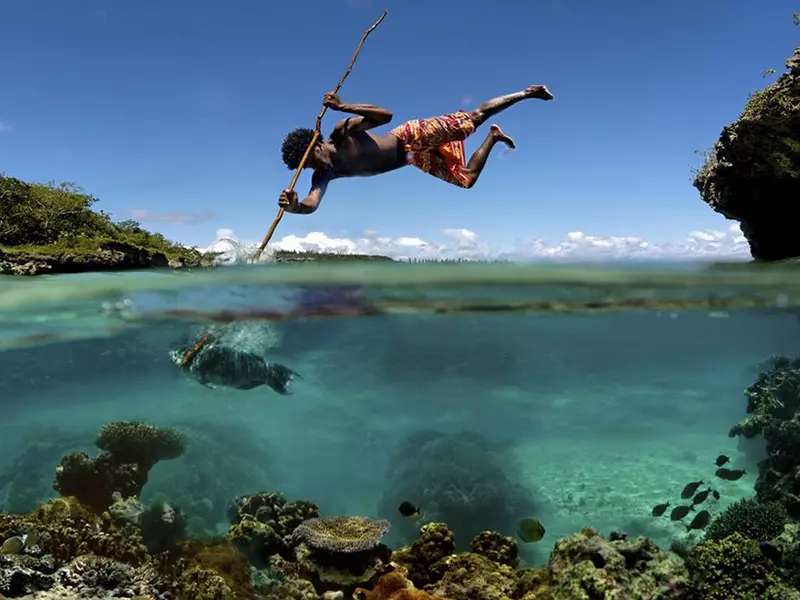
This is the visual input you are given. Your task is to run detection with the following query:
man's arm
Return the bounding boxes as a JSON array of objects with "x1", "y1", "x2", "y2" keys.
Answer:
[
  {"x1": 278, "y1": 170, "x2": 330, "y2": 215},
  {"x1": 324, "y1": 92, "x2": 392, "y2": 134}
]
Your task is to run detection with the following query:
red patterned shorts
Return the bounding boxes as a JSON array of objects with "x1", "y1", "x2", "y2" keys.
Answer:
[{"x1": 389, "y1": 110, "x2": 476, "y2": 188}]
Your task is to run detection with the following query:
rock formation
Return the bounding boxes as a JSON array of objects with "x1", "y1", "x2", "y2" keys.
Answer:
[{"x1": 693, "y1": 46, "x2": 800, "y2": 260}]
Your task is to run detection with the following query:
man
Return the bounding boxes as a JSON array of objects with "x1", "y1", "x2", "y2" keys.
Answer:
[{"x1": 277, "y1": 84, "x2": 553, "y2": 214}]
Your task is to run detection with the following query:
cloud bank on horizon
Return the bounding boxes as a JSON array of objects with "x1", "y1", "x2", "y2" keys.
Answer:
[{"x1": 197, "y1": 223, "x2": 750, "y2": 262}]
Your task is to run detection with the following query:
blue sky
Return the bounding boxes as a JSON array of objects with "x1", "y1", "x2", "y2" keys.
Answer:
[{"x1": 0, "y1": 0, "x2": 797, "y2": 258}]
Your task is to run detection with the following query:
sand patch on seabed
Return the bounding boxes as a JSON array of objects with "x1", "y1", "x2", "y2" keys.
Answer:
[{"x1": 513, "y1": 430, "x2": 755, "y2": 556}]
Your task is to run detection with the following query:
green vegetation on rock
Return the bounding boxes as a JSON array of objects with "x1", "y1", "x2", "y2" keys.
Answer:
[{"x1": 0, "y1": 173, "x2": 206, "y2": 269}]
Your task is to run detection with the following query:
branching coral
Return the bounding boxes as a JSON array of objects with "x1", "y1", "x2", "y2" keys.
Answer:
[
  {"x1": 705, "y1": 497, "x2": 789, "y2": 541},
  {"x1": 686, "y1": 532, "x2": 798, "y2": 599},
  {"x1": 53, "y1": 421, "x2": 187, "y2": 513}
]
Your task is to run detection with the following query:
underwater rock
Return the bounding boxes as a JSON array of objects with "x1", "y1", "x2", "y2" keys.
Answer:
[
  {"x1": 391, "y1": 522, "x2": 455, "y2": 589},
  {"x1": 687, "y1": 532, "x2": 799, "y2": 599},
  {"x1": 53, "y1": 421, "x2": 187, "y2": 514},
  {"x1": 425, "y1": 553, "x2": 518, "y2": 600},
  {"x1": 469, "y1": 530, "x2": 519, "y2": 569},
  {"x1": 729, "y1": 355, "x2": 800, "y2": 516},
  {"x1": 693, "y1": 45, "x2": 800, "y2": 260},
  {"x1": 378, "y1": 430, "x2": 536, "y2": 550},
  {"x1": 517, "y1": 528, "x2": 690, "y2": 600}
]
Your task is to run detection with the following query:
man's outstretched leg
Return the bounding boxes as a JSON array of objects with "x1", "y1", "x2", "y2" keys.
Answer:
[
  {"x1": 459, "y1": 85, "x2": 553, "y2": 188},
  {"x1": 469, "y1": 85, "x2": 553, "y2": 129},
  {"x1": 460, "y1": 125, "x2": 515, "y2": 188}
]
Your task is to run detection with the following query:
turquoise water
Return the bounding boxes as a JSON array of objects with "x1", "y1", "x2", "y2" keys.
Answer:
[{"x1": 1, "y1": 261, "x2": 798, "y2": 567}]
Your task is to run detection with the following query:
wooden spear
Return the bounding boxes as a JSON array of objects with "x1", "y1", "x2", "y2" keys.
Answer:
[{"x1": 251, "y1": 10, "x2": 388, "y2": 262}]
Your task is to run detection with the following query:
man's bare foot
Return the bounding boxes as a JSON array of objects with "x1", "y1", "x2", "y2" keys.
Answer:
[
  {"x1": 524, "y1": 84, "x2": 554, "y2": 100},
  {"x1": 490, "y1": 124, "x2": 515, "y2": 149}
]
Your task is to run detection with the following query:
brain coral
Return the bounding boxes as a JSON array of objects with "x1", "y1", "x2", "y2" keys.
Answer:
[{"x1": 293, "y1": 516, "x2": 390, "y2": 553}]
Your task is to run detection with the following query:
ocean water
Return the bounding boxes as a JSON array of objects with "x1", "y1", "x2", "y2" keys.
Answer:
[{"x1": 0, "y1": 260, "x2": 797, "y2": 568}]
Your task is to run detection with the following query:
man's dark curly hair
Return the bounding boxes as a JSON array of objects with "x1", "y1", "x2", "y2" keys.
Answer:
[{"x1": 281, "y1": 127, "x2": 317, "y2": 170}]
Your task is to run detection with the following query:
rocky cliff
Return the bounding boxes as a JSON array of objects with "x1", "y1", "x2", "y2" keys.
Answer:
[{"x1": 693, "y1": 47, "x2": 800, "y2": 261}]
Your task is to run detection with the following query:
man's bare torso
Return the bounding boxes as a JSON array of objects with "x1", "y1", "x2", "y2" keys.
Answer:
[{"x1": 324, "y1": 127, "x2": 407, "y2": 180}]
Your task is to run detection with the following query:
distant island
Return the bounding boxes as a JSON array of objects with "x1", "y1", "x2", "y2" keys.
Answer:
[{"x1": 0, "y1": 174, "x2": 395, "y2": 275}]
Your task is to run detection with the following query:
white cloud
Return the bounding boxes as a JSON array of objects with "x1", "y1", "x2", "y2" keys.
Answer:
[{"x1": 194, "y1": 223, "x2": 750, "y2": 264}]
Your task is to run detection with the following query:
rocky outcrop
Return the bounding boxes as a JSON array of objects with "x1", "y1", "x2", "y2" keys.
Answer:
[
  {"x1": 0, "y1": 241, "x2": 209, "y2": 275},
  {"x1": 693, "y1": 47, "x2": 800, "y2": 261}
]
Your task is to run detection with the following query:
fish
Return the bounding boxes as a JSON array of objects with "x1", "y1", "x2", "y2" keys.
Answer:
[
  {"x1": 712, "y1": 490, "x2": 720, "y2": 501},
  {"x1": 517, "y1": 518, "x2": 546, "y2": 543},
  {"x1": 692, "y1": 488, "x2": 712, "y2": 506},
  {"x1": 715, "y1": 455, "x2": 730, "y2": 467},
  {"x1": 170, "y1": 342, "x2": 300, "y2": 395},
  {"x1": 685, "y1": 510, "x2": 711, "y2": 531},
  {"x1": 23, "y1": 530, "x2": 39, "y2": 548},
  {"x1": 670, "y1": 505, "x2": 694, "y2": 521},
  {"x1": 651, "y1": 502, "x2": 670, "y2": 517},
  {"x1": 715, "y1": 468, "x2": 746, "y2": 481},
  {"x1": 398, "y1": 501, "x2": 421, "y2": 520},
  {"x1": 759, "y1": 541, "x2": 782, "y2": 564},
  {"x1": 680, "y1": 480, "x2": 704, "y2": 499},
  {"x1": 1, "y1": 536, "x2": 23, "y2": 554}
]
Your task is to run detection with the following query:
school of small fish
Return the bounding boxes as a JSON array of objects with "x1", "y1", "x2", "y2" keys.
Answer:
[{"x1": 650, "y1": 453, "x2": 747, "y2": 532}]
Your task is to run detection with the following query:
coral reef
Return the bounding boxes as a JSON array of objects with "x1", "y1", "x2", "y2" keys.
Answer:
[
  {"x1": 391, "y1": 522, "x2": 456, "y2": 588},
  {"x1": 377, "y1": 430, "x2": 536, "y2": 549},
  {"x1": 693, "y1": 44, "x2": 800, "y2": 260},
  {"x1": 686, "y1": 532, "x2": 800, "y2": 599},
  {"x1": 519, "y1": 528, "x2": 690, "y2": 600},
  {"x1": 53, "y1": 421, "x2": 187, "y2": 513},
  {"x1": 226, "y1": 491, "x2": 320, "y2": 565},
  {"x1": 705, "y1": 497, "x2": 789, "y2": 541},
  {"x1": 470, "y1": 531, "x2": 520, "y2": 569},
  {"x1": 292, "y1": 516, "x2": 393, "y2": 590},
  {"x1": 354, "y1": 569, "x2": 439, "y2": 600},
  {"x1": 729, "y1": 355, "x2": 800, "y2": 516},
  {"x1": 426, "y1": 553, "x2": 518, "y2": 600}
]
